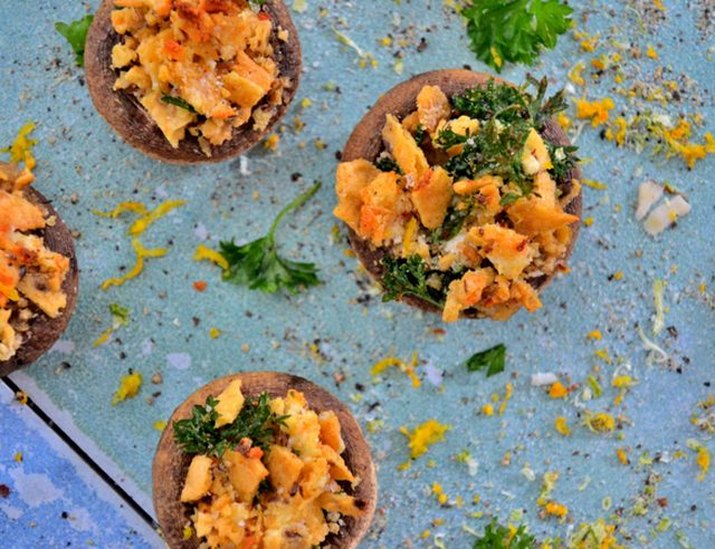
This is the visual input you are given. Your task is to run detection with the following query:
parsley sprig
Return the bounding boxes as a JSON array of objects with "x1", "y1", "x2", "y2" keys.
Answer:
[
  {"x1": 219, "y1": 182, "x2": 322, "y2": 294},
  {"x1": 462, "y1": 0, "x2": 573, "y2": 73},
  {"x1": 439, "y1": 77, "x2": 576, "y2": 194},
  {"x1": 465, "y1": 344, "x2": 506, "y2": 377},
  {"x1": 381, "y1": 255, "x2": 444, "y2": 309},
  {"x1": 429, "y1": 199, "x2": 474, "y2": 244},
  {"x1": 173, "y1": 393, "x2": 288, "y2": 458},
  {"x1": 375, "y1": 156, "x2": 403, "y2": 174},
  {"x1": 472, "y1": 519, "x2": 536, "y2": 548},
  {"x1": 55, "y1": 15, "x2": 94, "y2": 67}
]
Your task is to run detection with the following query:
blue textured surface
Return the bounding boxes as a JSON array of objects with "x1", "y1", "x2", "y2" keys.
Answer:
[
  {"x1": 0, "y1": 0, "x2": 713, "y2": 547},
  {"x1": 0, "y1": 383, "x2": 156, "y2": 548}
]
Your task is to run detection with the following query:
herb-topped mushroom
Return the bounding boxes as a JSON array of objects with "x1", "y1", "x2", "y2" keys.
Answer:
[
  {"x1": 0, "y1": 124, "x2": 78, "y2": 376},
  {"x1": 85, "y1": 0, "x2": 302, "y2": 163},
  {"x1": 153, "y1": 372, "x2": 377, "y2": 548},
  {"x1": 335, "y1": 70, "x2": 582, "y2": 321}
]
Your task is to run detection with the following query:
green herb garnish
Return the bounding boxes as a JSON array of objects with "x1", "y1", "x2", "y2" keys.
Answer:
[
  {"x1": 451, "y1": 80, "x2": 528, "y2": 123},
  {"x1": 413, "y1": 124, "x2": 427, "y2": 144},
  {"x1": 93, "y1": 303, "x2": 131, "y2": 347},
  {"x1": 173, "y1": 393, "x2": 288, "y2": 458},
  {"x1": 499, "y1": 193, "x2": 521, "y2": 206},
  {"x1": 55, "y1": 15, "x2": 94, "y2": 67},
  {"x1": 381, "y1": 255, "x2": 444, "y2": 309},
  {"x1": 465, "y1": 344, "x2": 506, "y2": 377},
  {"x1": 548, "y1": 143, "x2": 580, "y2": 182},
  {"x1": 219, "y1": 182, "x2": 321, "y2": 294},
  {"x1": 435, "y1": 129, "x2": 469, "y2": 150},
  {"x1": 108, "y1": 303, "x2": 131, "y2": 324},
  {"x1": 462, "y1": 0, "x2": 573, "y2": 73},
  {"x1": 375, "y1": 156, "x2": 403, "y2": 174},
  {"x1": 440, "y1": 77, "x2": 577, "y2": 193},
  {"x1": 161, "y1": 94, "x2": 197, "y2": 113},
  {"x1": 472, "y1": 519, "x2": 536, "y2": 548},
  {"x1": 429, "y1": 200, "x2": 474, "y2": 244},
  {"x1": 443, "y1": 117, "x2": 531, "y2": 190}
]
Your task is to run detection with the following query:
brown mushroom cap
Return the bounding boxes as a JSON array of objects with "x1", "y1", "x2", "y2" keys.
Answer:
[
  {"x1": 340, "y1": 69, "x2": 582, "y2": 317},
  {"x1": 153, "y1": 371, "x2": 377, "y2": 549},
  {"x1": 0, "y1": 188, "x2": 79, "y2": 377},
  {"x1": 85, "y1": 0, "x2": 302, "y2": 164}
]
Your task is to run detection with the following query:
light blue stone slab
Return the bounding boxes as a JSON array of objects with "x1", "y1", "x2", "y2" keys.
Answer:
[
  {"x1": 0, "y1": 381, "x2": 160, "y2": 547},
  {"x1": 0, "y1": 0, "x2": 713, "y2": 547}
]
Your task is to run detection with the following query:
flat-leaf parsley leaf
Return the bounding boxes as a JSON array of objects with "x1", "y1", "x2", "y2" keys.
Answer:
[
  {"x1": 55, "y1": 15, "x2": 94, "y2": 67},
  {"x1": 462, "y1": 0, "x2": 573, "y2": 73},
  {"x1": 219, "y1": 182, "x2": 321, "y2": 294},
  {"x1": 466, "y1": 344, "x2": 506, "y2": 377}
]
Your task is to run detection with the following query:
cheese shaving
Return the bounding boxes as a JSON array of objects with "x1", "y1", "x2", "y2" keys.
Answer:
[
  {"x1": 371, "y1": 353, "x2": 421, "y2": 388},
  {"x1": 652, "y1": 278, "x2": 666, "y2": 335},
  {"x1": 548, "y1": 381, "x2": 569, "y2": 399},
  {"x1": 582, "y1": 178, "x2": 608, "y2": 190},
  {"x1": 400, "y1": 419, "x2": 451, "y2": 462},
  {"x1": 100, "y1": 239, "x2": 168, "y2": 290},
  {"x1": 643, "y1": 195, "x2": 691, "y2": 236},
  {"x1": 0, "y1": 121, "x2": 37, "y2": 170},
  {"x1": 695, "y1": 446, "x2": 710, "y2": 481},
  {"x1": 583, "y1": 411, "x2": 616, "y2": 433},
  {"x1": 193, "y1": 244, "x2": 229, "y2": 271},
  {"x1": 637, "y1": 325, "x2": 669, "y2": 365},
  {"x1": 544, "y1": 501, "x2": 569, "y2": 518},
  {"x1": 635, "y1": 180, "x2": 663, "y2": 221},
  {"x1": 93, "y1": 201, "x2": 148, "y2": 218},
  {"x1": 531, "y1": 372, "x2": 558, "y2": 386},
  {"x1": 554, "y1": 416, "x2": 571, "y2": 436},
  {"x1": 128, "y1": 200, "x2": 186, "y2": 236},
  {"x1": 112, "y1": 371, "x2": 142, "y2": 405},
  {"x1": 575, "y1": 97, "x2": 615, "y2": 127},
  {"x1": 686, "y1": 439, "x2": 711, "y2": 481}
]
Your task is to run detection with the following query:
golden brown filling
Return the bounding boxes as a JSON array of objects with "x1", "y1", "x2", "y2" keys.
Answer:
[
  {"x1": 179, "y1": 381, "x2": 365, "y2": 548},
  {"x1": 110, "y1": 0, "x2": 290, "y2": 152},
  {"x1": 334, "y1": 82, "x2": 581, "y2": 322},
  {"x1": 0, "y1": 161, "x2": 70, "y2": 361}
]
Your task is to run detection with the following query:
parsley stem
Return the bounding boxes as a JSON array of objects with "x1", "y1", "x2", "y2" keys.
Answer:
[
  {"x1": 405, "y1": 292, "x2": 443, "y2": 309},
  {"x1": 267, "y1": 181, "x2": 322, "y2": 240}
]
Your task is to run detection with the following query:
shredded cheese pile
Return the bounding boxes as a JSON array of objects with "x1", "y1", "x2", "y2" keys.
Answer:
[
  {"x1": 94, "y1": 199, "x2": 185, "y2": 290},
  {"x1": 399, "y1": 419, "x2": 451, "y2": 469},
  {"x1": 370, "y1": 352, "x2": 421, "y2": 388},
  {"x1": 112, "y1": 370, "x2": 142, "y2": 405}
]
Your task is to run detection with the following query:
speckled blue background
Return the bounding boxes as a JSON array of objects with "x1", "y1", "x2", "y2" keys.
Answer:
[{"x1": 1, "y1": 1, "x2": 713, "y2": 547}]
